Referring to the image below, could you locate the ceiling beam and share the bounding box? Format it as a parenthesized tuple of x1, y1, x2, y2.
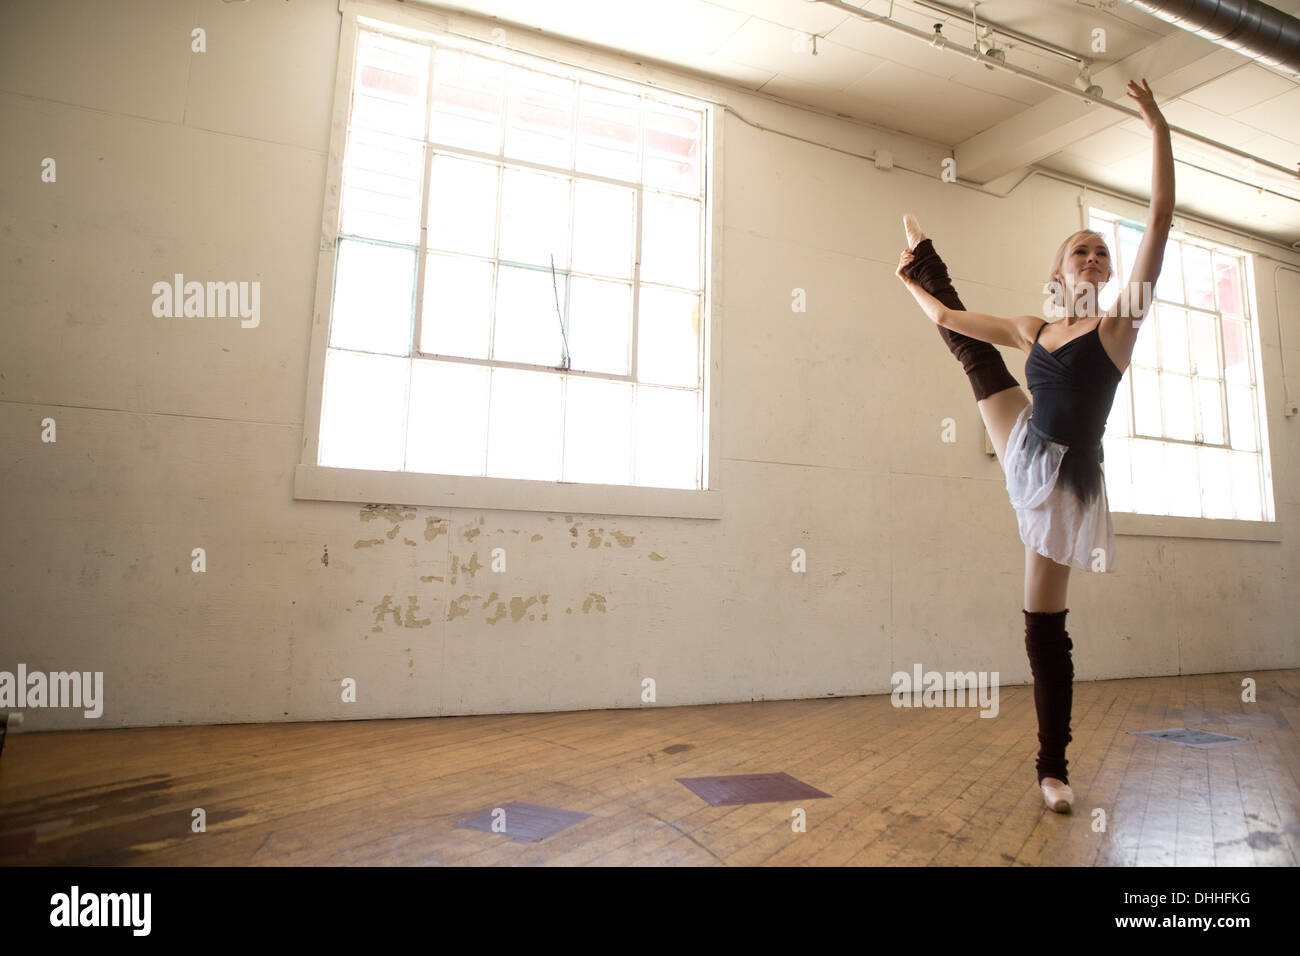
(953, 27, 1249, 183)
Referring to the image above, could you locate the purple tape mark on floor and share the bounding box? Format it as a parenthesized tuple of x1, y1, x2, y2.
(676, 772, 832, 806)
(455, 801, 592, 843)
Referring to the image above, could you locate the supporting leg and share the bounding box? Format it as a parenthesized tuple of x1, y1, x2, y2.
(1023, 548, 1076, 803)
(1023, 608, 1074, 786)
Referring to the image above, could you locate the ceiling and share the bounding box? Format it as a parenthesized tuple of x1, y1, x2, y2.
(415, 0, 1300, 247)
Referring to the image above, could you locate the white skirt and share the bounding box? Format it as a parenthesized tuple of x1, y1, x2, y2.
(1004, 403, 1117, 573)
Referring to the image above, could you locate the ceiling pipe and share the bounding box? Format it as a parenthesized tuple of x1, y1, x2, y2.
(811, 0, 1299, 182)
(912, 0, 1086, 63)
(1118, 0, 1300, 75)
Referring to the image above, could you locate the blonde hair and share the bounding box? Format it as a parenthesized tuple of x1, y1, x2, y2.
(1047, 230, 1111, 302)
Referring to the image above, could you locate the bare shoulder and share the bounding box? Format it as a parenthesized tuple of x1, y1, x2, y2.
(1010, 315, 1048, 354)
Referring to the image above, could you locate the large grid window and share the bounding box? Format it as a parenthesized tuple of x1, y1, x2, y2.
(317, 26, 710, 490)
(1090, 210, 1274, 521)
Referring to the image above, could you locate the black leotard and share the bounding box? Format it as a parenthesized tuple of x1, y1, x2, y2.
(1024, 320, 1123, 506)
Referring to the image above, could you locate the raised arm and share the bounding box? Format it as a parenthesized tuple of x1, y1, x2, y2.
(1110, 79, 1174, 333)
(896, 250, 1041, 351)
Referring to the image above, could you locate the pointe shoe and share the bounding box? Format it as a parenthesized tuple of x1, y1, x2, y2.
(1040, 777, 1073, 813)
(902, 213, 927, 251)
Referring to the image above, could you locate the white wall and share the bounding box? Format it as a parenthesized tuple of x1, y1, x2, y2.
(1, 0, 1296, 731)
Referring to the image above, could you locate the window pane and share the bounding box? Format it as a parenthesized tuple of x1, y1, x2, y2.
(319, 349, 410, 470)
(1222, 319, 1251, 385)
(429, 49, 504, 153)
(638, 287, 700, 387)
(641, 191, 700, 289)
(339, 129, 424, 245)
(568, 276, 631, 375)
(1164, 443, 1200, 517)
(1230, 451, 1262, 520)
(330, 240, 414, 355)
(1183, 244, 1214, 309)
(563, 377, 633, 484)
(571, 180, 635, 279)
(1157, 305, 1190, 373)
(1132, 367, 1161, 436)
(1105, 375, 1131, 437)
(1155, 239, 1183, 303)
(493, 265, 567, 366)
(352, 33, 428, 140)
(1198, 446, 1232, 518)
(1226, 384, 1257, 451)
(1162, 373, 1194, 441)
(420, 254, 492, 359)
(406, 360, 489, 476)
(576, 85, 640, 182)
(1101, 436, 1132, 512)
(1187, 310, 1220, 378)
(1118, 224, 1141, 282)
(1132, 308, 1159, 368)
(486, 367, 562, 480)
(644, 102, 703, 195)
(1130, 440, 1167, 515)
(498, 166, 570, 269)
(504, 67, 575, 169)
(1097, 275, 1119, 314)
(635, 385, 697, 488)
(1214, 252, 1243, 318)
(427, 154, 499, 257)
(1195, 376, 1224, 445)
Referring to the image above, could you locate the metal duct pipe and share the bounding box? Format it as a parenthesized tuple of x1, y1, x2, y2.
(1119, 0, 1300, 74)
(813, 0, 1299, 180)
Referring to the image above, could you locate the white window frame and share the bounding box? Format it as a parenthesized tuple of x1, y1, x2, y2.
(293, 0, 722, 519)
(1086, 208, 1280, 543)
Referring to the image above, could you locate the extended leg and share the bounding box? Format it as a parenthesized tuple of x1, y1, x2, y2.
(899, 221, 1028, 466)
(900, 235, 1021, 403)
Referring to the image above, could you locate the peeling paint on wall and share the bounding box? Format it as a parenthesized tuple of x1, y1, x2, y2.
(509, 595, 539, 622)
(373, 595, 401, 628)
(424, 517, 448, 540)
(361, 504, 416, 524)
(649, 552, 665, 561)
(354, 539, 384, 549)
(582, 593, 607, 614)
(531, 533, 543, 541)
(448, 594, 471, 620)
(403, 596, 431, 628)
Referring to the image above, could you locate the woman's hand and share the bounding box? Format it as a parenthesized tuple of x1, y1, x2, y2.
(1126, 78, 1165, 129)
(896, 249, 915, 285)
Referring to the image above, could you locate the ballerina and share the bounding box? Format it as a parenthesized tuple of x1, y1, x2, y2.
(894, 79, 1173, 813)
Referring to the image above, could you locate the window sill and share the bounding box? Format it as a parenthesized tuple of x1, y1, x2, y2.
(294, 464, 722, 519)
(1113, 512, 1281, 542)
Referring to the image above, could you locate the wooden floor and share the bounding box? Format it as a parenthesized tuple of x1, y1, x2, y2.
(2, 669, 1296, 866)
